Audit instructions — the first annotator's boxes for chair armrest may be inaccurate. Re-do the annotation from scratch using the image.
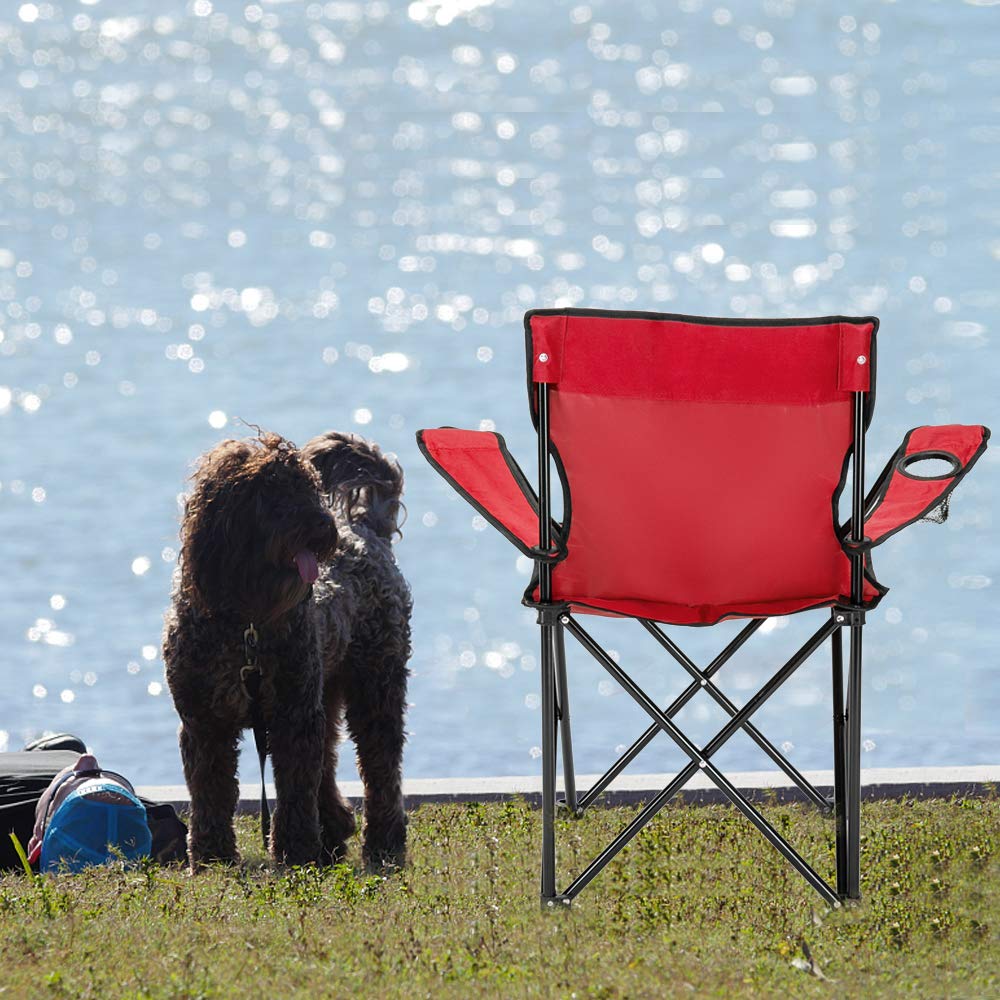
[852,424,990,548]
[416,428,564,560]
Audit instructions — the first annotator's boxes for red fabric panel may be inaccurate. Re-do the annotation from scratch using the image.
[566,594,854,626]
[532,591,883,627]
[418,429,539,551]
[530,313,565,383]
[837,322,873,391]
[545,393,862,622]
[528,314,875,404]
[864,424,989,544]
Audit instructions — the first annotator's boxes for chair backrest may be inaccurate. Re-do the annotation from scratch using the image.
[525,309,879,624]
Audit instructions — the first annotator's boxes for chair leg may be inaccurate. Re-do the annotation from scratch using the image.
[831,628,849,898]
[846,621,864,899]
[539,618,558,904]
[553,622,579,817]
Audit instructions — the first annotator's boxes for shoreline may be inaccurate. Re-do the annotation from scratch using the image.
[137,763,999,812]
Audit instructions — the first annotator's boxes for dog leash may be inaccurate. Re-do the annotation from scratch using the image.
[241,623,271,851]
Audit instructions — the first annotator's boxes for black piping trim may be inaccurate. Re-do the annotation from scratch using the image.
[523,307,881,331]
[845,425,991,551]
[415,428,567,563]
[523,563,541,610]
[863,549,889,608]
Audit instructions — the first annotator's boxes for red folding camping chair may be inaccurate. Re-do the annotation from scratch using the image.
[417,309,990,907]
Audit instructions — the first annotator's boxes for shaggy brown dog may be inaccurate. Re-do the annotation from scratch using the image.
[163,431,411,870]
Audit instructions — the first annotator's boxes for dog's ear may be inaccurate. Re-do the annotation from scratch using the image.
[302,432,405,540]
[181,440,258,612]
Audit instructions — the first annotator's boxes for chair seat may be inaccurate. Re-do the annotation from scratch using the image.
[553,588,876,627]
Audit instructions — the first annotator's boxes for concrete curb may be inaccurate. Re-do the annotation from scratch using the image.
[137,765,999,813]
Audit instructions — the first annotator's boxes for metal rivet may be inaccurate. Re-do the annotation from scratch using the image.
[698,760,707,769]
[538,352,549,363]
[560,615,569,624]
[837,615,845,623]
[699,679,707,687]
[546,900,554,907]
[857,355,867,365]
[562,898,571,906]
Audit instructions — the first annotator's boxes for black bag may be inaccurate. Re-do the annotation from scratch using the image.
[0,750,80,870]
[0,746,188,871]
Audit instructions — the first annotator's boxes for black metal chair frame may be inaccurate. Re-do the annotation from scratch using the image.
[534,385,871,909]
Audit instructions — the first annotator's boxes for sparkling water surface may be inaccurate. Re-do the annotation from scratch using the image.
[1,0,998,786]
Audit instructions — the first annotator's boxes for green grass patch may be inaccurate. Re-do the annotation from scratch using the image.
[1,796,996,998]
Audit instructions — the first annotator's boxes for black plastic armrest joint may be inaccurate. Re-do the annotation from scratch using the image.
[529,544,565,563]
[841,536,873,554]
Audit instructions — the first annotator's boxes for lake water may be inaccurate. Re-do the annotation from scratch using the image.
[1,0,998,787]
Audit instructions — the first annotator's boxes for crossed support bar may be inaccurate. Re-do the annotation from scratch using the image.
[572,618,767,814]
[638,619,833,813]
[539,609,865,908]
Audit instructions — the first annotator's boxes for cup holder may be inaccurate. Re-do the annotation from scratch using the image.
[895,450,961,481]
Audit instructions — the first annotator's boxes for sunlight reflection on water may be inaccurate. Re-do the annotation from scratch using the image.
[0,0,997,784]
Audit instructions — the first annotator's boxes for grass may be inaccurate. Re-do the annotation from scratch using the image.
[0,796,996,999]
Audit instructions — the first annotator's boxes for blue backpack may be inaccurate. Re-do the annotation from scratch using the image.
[40,778,151,873]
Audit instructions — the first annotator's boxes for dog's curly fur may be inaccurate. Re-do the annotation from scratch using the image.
[162,430,411,870]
